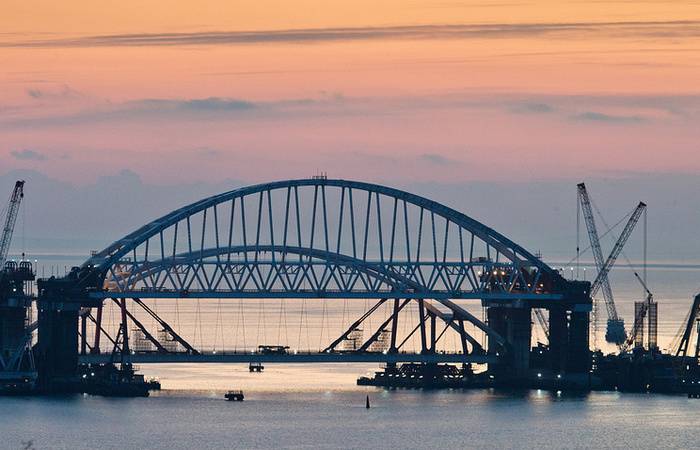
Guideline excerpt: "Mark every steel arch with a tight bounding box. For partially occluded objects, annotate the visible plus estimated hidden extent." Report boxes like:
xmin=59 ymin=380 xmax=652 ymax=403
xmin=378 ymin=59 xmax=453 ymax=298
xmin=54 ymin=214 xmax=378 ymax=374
xmin=83 ymin=178 xmax=564 ymax=300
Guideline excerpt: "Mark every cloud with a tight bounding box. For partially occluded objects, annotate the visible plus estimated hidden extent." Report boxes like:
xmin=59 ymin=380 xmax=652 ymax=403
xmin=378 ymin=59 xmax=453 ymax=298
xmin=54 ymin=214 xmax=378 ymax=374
xmin=419 ymin=153 xmax=460 ymax=166
xmin=509 ymin=102 xmax=554 ymax=114
xmin=570 ymin=111 xmax=646 ymax=123
xmin=10 ymin=149 xmax=48 ymax=161
xmin=25 ymin=85 xmax=82 ymax=100
xmin=2 ymin=92 xmax=695 ymax=130
xmin=135 ymin=97 xmax=255 ymax=112
xmin=193 ymin=147 xmax=223 ymax=158
xmin=0 ymin=94 xmax=337 ymax=129
xmin=2 ymin=20 xmax=699 ymax=48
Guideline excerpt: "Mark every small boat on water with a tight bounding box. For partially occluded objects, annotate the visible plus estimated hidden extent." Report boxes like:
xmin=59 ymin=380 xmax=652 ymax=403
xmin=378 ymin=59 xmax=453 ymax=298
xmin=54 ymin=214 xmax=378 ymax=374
xmin=225 ymin=390 xmax=245 ymax=401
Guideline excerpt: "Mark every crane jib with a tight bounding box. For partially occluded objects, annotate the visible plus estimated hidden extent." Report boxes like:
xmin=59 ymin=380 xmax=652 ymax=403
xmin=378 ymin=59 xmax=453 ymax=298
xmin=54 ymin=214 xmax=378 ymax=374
xmin=0 ymin=180 xmax=25 ymax=267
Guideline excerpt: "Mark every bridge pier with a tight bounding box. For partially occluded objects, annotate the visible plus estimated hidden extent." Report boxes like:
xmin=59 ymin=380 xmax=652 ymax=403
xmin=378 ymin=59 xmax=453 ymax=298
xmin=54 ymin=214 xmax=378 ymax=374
xmin=567 ymin=310 xmax=590 ymax=374
xmin=36 ymin=307 xmax=79 ymax=387
xmin=0 ymin=262 xmax=36 ymax=392
xmin=35 ymin=276 xmax=87 ymax=391
xmin=0 ymin=306 xmax=27 ymax=363
xmin=487 ymin=285 xmax=591 ymax=383
xmin=549 ymin=307 xmax=568 ymax=372
xmin=487 ymin=306 xmax=531 ymax=379
xmin=548 ymin=307 xmax=591 ymax=376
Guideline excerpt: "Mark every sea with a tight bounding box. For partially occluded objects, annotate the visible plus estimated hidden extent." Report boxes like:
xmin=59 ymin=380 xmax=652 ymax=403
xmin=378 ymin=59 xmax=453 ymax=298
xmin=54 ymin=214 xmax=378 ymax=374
xmin=2 ymin=254 xmax=700 ymax=449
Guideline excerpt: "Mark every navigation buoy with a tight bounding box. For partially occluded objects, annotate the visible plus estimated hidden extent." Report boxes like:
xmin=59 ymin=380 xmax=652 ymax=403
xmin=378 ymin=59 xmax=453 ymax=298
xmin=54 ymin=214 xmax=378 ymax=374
xmin=366 ymin=395 xmax=370 ymax=409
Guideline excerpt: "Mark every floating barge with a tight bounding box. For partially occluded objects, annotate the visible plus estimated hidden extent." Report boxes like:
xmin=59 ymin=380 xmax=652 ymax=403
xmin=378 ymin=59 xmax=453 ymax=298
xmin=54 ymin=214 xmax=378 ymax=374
xmin=78 ymin=363 xmax=160 ymax=397
xmin=358 ymin=346 xmax=700 ymax=396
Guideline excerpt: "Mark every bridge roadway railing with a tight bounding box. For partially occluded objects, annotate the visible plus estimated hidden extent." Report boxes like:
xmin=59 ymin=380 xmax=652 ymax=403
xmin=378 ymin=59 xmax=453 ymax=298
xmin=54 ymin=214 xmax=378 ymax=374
xmin=79 ymin=350 xmax=497 ymax=365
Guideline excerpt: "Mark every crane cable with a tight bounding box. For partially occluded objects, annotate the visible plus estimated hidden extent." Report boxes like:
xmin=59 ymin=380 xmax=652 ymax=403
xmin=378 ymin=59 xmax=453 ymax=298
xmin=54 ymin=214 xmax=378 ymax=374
xmin=565 ymin=205 xmax=636 ymax=267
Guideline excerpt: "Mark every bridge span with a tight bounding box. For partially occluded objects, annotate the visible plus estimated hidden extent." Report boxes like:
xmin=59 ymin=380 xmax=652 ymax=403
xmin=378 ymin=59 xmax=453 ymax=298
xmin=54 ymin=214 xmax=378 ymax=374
xmin=25 ymin=177 xmax=591 ymax=390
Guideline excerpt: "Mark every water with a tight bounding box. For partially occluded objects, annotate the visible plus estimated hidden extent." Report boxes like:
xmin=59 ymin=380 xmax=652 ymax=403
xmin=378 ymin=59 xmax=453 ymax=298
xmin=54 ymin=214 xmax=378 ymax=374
xmin=3 ymin=255 xmax=700 ymax=449
xmin=3 ymin=387 xmax=700 ymax=449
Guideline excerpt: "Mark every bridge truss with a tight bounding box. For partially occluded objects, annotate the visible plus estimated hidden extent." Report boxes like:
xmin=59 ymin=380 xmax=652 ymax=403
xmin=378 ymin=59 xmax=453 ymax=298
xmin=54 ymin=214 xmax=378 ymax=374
xmin=61 ymin=179 xmax=576 ymax=365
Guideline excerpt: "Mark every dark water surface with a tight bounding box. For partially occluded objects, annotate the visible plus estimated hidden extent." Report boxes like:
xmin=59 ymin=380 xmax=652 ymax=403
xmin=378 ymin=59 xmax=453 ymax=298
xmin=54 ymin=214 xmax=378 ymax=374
xmin=2 ymin=383 xmax=700 ymax=449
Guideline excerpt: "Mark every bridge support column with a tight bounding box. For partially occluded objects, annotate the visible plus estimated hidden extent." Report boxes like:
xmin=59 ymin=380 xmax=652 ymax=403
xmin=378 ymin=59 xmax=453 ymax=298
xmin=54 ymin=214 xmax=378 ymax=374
xmin=35 ymin=277 xmax=87 ymax=391
xmin=567 ymin=311 xmax=590 ymax=374
xmin=0 ymin=306 xmax=27 ymax=364
xmin=487 ymin=306 xmax=531 ymax=379
xmin=549 ymin=307 xmax=568 ymax=373
xmin=548 ymin=307 xmax=590 ymax=375
xmin=36 ymin=306 xmax=79 ymax=388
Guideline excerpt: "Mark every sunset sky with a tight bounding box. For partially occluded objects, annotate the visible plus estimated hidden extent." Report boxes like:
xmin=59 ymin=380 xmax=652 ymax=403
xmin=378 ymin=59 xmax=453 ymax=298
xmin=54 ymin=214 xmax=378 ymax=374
xmin=2 ymin=1 xmax=699 ymax=185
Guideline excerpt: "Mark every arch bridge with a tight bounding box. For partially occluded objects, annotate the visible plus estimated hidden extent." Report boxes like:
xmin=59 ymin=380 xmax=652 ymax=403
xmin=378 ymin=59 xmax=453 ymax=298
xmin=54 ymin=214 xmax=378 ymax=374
xmin=35 ymin=179 xmax=591 ymax=382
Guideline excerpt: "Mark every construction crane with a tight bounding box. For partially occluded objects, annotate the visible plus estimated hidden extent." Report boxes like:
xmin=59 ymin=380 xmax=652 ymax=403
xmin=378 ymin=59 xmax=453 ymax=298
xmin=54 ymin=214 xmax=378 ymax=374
xmin=589 ymin=202 xmax=647 ymax=300
xmin=0 ymin=180 xmax=25 ymax=267
xmin=673 ymin=293 xmax=700 ymax=359
xmin=621 ymin=271 xmax=655 ymax=352
xmin=577 ymin=183 xmax=645 ymax=346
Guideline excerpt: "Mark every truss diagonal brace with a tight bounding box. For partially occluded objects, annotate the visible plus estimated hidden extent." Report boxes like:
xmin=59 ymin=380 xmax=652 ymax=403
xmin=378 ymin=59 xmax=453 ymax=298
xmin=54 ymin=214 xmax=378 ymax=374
xmin=111 ymin=298 xmax=169 ymax=353
xmin=132 ymin=298 xmax=199 ymax=354
xmin=441 ymin=299 xmax=506 ymax=347
xmin=423 ymin=301 xmax=483 ymax=352
xmin=323 ymin=298 xmax=388 ymax=352
xmin=358 ymin=299 xmax=411 ymax=352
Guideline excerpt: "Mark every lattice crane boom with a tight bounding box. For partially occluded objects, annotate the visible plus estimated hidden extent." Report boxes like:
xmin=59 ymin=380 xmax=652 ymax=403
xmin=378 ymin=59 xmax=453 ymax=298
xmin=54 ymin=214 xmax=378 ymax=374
xmin=674 ymin=294 xmax=700 ymax=358
xmin=0 ymin=180 xmax=25 ymax=266
xmin=578 ymin=183 xmax=618 ymax=319
xmin=621 ymin=271 xmax=654 ymax=352
xmin=577 ymin=183 xmax=626 ymax=345
xmin=590 ymin=202 xmax=647 ymax=298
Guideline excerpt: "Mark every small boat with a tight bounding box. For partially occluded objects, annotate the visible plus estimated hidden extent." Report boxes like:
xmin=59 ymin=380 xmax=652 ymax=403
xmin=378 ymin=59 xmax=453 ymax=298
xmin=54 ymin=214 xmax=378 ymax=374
xmin=225 ymin=390 xmax=245 ymax=401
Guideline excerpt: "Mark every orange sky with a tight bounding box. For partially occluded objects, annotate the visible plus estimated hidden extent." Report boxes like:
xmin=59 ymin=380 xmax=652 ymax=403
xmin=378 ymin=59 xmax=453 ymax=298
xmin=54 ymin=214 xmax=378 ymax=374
xmin=1 ymin=1 xmax=699 ymax=183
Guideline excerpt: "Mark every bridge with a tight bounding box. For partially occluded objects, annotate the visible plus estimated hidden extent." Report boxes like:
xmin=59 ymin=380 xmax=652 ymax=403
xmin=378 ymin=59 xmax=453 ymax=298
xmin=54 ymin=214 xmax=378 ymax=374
xmin=32 ymin=178 xmax=591 ymax=386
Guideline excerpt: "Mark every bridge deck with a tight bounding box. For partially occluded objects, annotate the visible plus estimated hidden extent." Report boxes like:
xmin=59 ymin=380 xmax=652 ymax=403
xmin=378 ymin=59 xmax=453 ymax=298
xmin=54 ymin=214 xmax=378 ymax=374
xmin=79 ymin=352 xmax=497 ymax=365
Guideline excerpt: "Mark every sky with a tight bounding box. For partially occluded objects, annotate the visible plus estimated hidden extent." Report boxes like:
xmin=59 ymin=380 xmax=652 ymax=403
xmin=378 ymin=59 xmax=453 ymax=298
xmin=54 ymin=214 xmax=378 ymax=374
xmin=1 ymin=1 xmax=699 ymax=261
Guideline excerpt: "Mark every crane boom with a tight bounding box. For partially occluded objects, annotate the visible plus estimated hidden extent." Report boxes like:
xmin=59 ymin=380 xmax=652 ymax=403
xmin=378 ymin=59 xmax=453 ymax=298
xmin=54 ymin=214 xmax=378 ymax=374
xmin=577 ymin=183 xmax=627 ymax=345
xmin=578 ymin=183 xmax=619 ymax=321
xmin=675 ymin=294 xmax=700 ymax=358
xmin=0 ymin=180 xmax=25 ymax=266
xmin=590 ymin=202 xmax=647 ymax=298
xmin=622 ymin=271 xmax=654 ymax=352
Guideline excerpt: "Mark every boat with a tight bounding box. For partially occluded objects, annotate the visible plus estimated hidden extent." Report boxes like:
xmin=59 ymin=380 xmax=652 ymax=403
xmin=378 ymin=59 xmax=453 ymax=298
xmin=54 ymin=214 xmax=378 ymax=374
xmin=225 ymin=390 xmax=245 ymax=401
